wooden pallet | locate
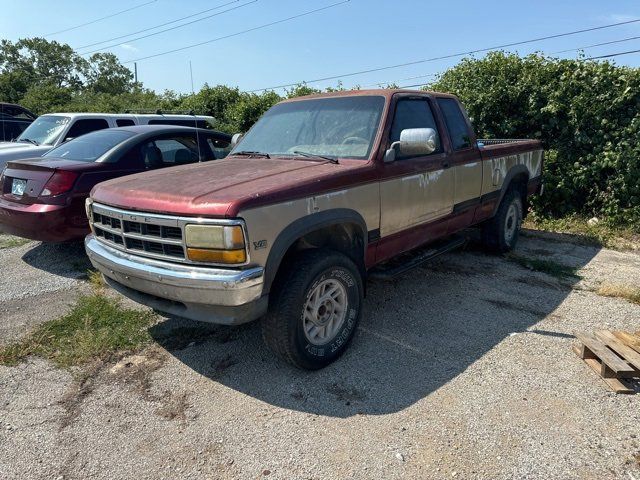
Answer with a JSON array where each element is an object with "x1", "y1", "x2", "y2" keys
[{"x1": 573, "y1": 330, "x2": 640, "y2": 394}]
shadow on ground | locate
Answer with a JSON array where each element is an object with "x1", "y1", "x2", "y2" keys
[
  {"x1": 21, "y1": 241, "x2": 91, "y2": 279},
  {"x1": 149, "y1": 234, "x2": 600, "y2": 418}
]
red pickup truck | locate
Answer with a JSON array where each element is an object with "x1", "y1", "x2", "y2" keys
[{"x1": 85, "y1": 89, "x2": 543, "y2": 369}]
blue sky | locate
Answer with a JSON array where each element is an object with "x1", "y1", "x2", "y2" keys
[{"x1": 2, "y1": 0, "x2": 640, "y2": 94}]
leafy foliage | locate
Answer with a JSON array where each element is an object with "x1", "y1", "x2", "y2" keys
[{"x1": 431, "y1": 52, "x2": 640, "y2": 228}]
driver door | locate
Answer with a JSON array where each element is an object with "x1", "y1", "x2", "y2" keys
[{"x1": 379, "y1": 96, "x2": 455, "y2": 239}]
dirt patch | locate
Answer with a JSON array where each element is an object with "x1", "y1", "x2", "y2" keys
[{"x1": 326, "y1": 382, "x2": 367, "y2": 404}]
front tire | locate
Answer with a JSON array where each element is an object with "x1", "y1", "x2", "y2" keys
[
  {"x1": 262, "y1": 249, "x2": 363, "y2": 370},
  {"x1": 482, "y1": 188, "x2": 523, "y2": 253}
]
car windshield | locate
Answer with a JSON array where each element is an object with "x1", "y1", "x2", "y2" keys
[
  {"x1": 17, "y1": 115, "x2": 70, "y2": 145},
  {"x1": 44, "y1": 130, "x2": 134, "y2": 162},
  {"x1": 233, "y1": 96, "x2": 385, "y2": 160}
]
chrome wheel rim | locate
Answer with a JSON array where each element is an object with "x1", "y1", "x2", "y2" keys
[
  {"x1": 303, "y1": 279, "x2": 348, "y2": 346},
  {"x1": 504, "y1": 202, "x2": 520, "y2": 243}
]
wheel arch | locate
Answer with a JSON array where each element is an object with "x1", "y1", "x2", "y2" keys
[
  {"x1": 263, "y1": 209, "x2": 368, "y2": 295},
  {"x1": 493, "y1": 165, "x2": 530, "y2": 216}
]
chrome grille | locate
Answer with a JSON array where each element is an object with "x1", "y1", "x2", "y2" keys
[
  {"x1": 88, "y1": 202, "x2": 251, "y2": 266},
  {"x1": 91, "y1": 203, "x2": 186, "y2": 262}
]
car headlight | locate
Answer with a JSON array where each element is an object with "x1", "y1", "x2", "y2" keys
[{"x1": 185, "y1": 224, "x2": 246, "y2": 264}]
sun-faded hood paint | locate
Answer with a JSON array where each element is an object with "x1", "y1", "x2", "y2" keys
[{"x1": 91, "y1": 156, "x2": 375, "y2": 218}]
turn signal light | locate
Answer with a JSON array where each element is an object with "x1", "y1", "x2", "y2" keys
[
  {"x1": 41, "y1": 170, "x2": 78, "y2": 197},
  {"x1": 187, "y1": 248, "x2": 247, "y2": 264}
]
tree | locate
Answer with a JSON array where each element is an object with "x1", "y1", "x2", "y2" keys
[{"x1": 84, "y1": 53, "x2": 135, "y2": 95}]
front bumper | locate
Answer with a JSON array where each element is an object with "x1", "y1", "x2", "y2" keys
[{"x1": 85, "y1": 235, "x2": 267, "y2": 325}]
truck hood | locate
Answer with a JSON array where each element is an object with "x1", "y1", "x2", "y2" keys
[{"x1": 91, "y1": 157, "x2": 369, "y2": 217}]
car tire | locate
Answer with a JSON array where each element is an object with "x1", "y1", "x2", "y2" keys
[
  {"x1": 482, "y1": 188, "x2": 523, "y2": 253},
  {"x1": 262, "y1": 249, "x2": 363, "y2": 370}
]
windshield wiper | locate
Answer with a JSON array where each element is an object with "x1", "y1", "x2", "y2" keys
[
  {"x1": 293, "y1": 151, "x2": 338, "y2": 164},
  {"x1": 233, "y1": 150, "x2": 270, "y2": 159},
  {"x1": 18, "y1": 138, "x2": 39, "y2": 146}
]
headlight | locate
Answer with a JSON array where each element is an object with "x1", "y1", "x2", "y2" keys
[{"x1": 185, "y1": 224, "x2": 246, "y2": 264}]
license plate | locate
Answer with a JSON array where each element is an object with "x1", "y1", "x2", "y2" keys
[{"x1": 11, "y1": 178, "x2": 27, "y2": 196}]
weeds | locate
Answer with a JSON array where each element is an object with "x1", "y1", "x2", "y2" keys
[
  {"x1": 507, "y1": 253, "x2": 581, "y2": 280},
  {"x1": 0, "y1": 235, "x2": 30, "y2": 249},
  {"x1": 596, "y1": 283, "x2": 640, "y2": 306},
  {"x1": 523, "y1": 215, "x2": 640, "y2": 250},
  {"x1": 0, "y1": 294, "x2": 156, "y2": 367}
]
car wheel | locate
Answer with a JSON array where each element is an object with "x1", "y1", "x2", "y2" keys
[
  {"x1": 262, "y1": 249, "x2": 363, "y2": 370},
  {"x1": 482, "y1": 188, "x2": 523, "y2": 253}
]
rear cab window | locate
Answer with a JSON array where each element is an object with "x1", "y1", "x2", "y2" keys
[
  {"x1": 436, "y1": 98, "x2": 473, "y2": 151},
  {"x1": 116, "y1": 119, "x2": 136, "y2": 127}
]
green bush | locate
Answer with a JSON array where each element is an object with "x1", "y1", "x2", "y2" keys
[{"x1": 430, "y1": 52, "x2": 640, "y2": 229}]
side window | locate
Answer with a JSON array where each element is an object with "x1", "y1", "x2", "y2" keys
[
  {"x1": 116, "y1": 119, "x2": 135, "y2": 127},
  {"x1": 142, "y1": 136, "x2": 199, "y2": 169},
  {"x1": 390, "y1": 99, "x2": 441, "y2": 158},
  {"x1": 437, "y1": 98, "x2": 472, "y2": 150},
  {"x1": 206, "y1": 136, "x2": 231, "y2": 159},
  {"x1": 65, "y1": 119, "x2": 109, "y2": 141}
]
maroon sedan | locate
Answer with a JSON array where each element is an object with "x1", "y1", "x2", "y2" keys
[{"x1": 0, "y1": 125, "x2": 231, "y2": 242}]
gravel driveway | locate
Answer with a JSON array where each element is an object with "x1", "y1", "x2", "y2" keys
[{"x1": 0, "y1": 231, "x2": 639, "y2": 479}]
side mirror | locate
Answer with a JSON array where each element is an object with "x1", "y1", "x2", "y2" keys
[
  {"x1": 384, "y1": 128, "x2": 438, "y2": 163},
  {"x1": 231, "y1": 133, "x2": 243, "y2": 148}
]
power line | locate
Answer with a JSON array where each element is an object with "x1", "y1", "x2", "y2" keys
[
  {"x1": 121, "y1": 0, "x2": 351, "y2": 64},
  {"x1": 81, "y1": 0, "x2": 258, "y2": 55},
  {"x1": 361, "y1": 35, "x2": 640, "y2": 92},
  {"x1": 393, "y1": 49, "x2": 640, "y2": 90},
  {"x1": 44, "y1": 0, "x2": 158, "y2": 37},
  {"x1": 248, "y1": 17, "x2": 640, "y2": 92},
  {"x1": 589, "y1": 48, "x2": 640, "y2": 59},
  {"x1": 551, "y1": 35, "x2": 640, "y2": 54},
  {"x1": 76, "y1": 0, "x2": 243, "y2": 50}
]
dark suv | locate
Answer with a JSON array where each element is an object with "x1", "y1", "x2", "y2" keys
[{"x1": 0, "y1": 103, "x2": 37, "y2": 141}]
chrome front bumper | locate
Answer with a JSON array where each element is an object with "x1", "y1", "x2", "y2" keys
[{"x1": 85, "y1": 235, "x2": 267, "y2": 325}]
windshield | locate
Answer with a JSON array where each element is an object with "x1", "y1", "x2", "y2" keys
[
  {"x1": 233, "y1": 96, "x2": 385, "y2": 160},
  {"x1": 44, "y1": 129, "x2": 134, "y2": 162},
  {"x1": 17, "y1": 115, "x2": 70, "y2": 145}
]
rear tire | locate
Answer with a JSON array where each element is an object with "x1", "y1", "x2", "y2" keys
[
  {"x1": 262, "y1": 249, "x2": 363, "y2": 370},
  {"x1": 482, "y1": 188, "x2": 523, "y2": 253}
]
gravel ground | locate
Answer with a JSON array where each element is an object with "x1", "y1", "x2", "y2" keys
[{"x1": 0, "y1": 230, "x2": 639, "y2": 479}]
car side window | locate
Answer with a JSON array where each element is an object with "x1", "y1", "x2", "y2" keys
[
  {"x1": 437, "y1": 98, "x2": 472, "y2": 150},
  {"x1": 64, "y1": 119, "x2": 109, "y2": 141},
  {"x1": 390, "y1": 99, "x2": 441, "y2": 159},
  {"x1": 142, "y1": 136, "x2": 200, "y2": 169},
  {"x1": 116, "y1": 119, "x2": 135, "y2": 127},
  {"x1": 206, "y1": 137, "x2": 231, "y2": 159}
]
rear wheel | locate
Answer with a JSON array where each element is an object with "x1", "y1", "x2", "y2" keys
[
  {"x1": 482, "y1": 188, "x2": 523, "y2": 253},
  {"x1": 262, "y1": 249, "x2": 363, "y2": 370}
]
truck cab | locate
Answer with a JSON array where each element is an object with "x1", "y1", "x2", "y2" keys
[{"x1": 85, "y1": 89, "x2": 543, "y2": 369}]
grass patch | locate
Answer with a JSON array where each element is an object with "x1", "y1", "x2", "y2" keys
[
  {"x1": 523, "y1": 215, "x2": 640, "y2": 250},
  {"x1": 0, "y1": 235, "x2": 30, "y2": 249},
  {"x1": 0, "y1": 294, "x2": 156, "y2": 368},
  {"x1": 596, "y1": 283, "x2": 640, "y2": 306},
  {"x1": 87, "y1": 269, "x2": 106, "y2": 289},
  {"x1": 507, "y1": 253, "x2": 581, "y2": 279}
]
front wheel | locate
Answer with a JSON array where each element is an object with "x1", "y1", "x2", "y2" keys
[
  {"x1": 482, "y1": 188, "x2": 523, "y2": 253},
  {"x1": 262, "y1": 249, "x2": 363, "y2": 370}
]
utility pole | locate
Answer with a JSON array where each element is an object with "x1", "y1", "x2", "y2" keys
[{"x1": 134, "y1": 62, "x2": 138, "y2": 84}]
